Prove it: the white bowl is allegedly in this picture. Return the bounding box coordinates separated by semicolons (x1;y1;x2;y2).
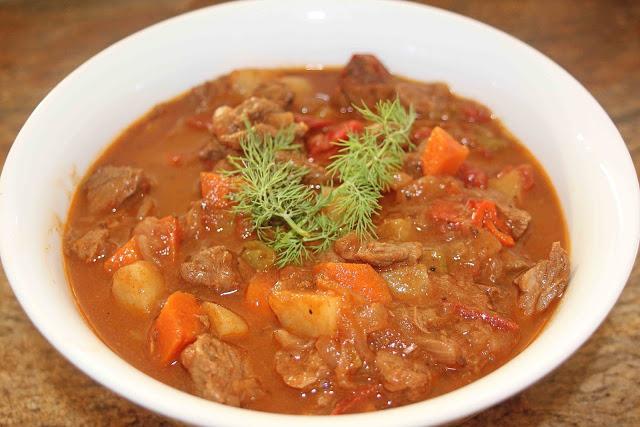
1;0;638;425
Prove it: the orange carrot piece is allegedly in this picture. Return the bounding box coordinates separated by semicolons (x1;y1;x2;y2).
421;126;469;176
104;237;141;273
151;291;205;366
313;263;392;304
244;270;278;315
200;172;231;208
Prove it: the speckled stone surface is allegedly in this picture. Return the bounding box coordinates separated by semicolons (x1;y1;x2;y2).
1;0;639;425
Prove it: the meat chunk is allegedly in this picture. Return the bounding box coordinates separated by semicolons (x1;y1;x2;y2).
67;227;112;262
274;348;331;390
181;246;242;293
85;166;148;213
375;351;430;392
252;80;293;108
515;242;570;315
395;82;452;116
133;216;179;265
496;202;531;238
334;233;423;267
340;54;395;107
180;334;262;406
211;97;307;150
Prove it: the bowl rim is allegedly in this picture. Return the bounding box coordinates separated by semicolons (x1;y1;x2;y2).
1;0;639;426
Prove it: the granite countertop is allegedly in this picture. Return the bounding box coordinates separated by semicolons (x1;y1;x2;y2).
1;0;639;425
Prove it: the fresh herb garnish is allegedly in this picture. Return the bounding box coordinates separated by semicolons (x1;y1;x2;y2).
226;99;415;266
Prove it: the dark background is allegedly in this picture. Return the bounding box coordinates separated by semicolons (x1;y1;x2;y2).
1;1;638;425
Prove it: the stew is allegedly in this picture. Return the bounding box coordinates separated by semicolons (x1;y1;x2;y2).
64;54;570;414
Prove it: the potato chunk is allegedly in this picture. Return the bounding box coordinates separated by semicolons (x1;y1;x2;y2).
381;264;429;302
268;290;341;338
201;302;249;339
112;260;165;314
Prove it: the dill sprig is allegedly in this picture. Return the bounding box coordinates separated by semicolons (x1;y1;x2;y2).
327;99;415;238
224;126;339;266
225;99;414;266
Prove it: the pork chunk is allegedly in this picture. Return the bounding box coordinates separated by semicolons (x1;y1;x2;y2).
252;80;294;108
67;227;112;262
181;334;262;406
275;348;331;390
515;242;570;315
396;82;452;116
375;351;430;392
211;97;307;150
334;233;423;267
85;166;148;213
181;246;242;293
340;54;395;107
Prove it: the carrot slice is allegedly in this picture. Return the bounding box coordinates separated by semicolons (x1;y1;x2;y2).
244;270;278;315
467;199;515;247
200;172;231;208
104;237;140;273
151;291;205;365
313;262;392;304
421;126;469;176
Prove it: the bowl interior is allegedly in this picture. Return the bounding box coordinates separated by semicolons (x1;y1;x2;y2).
1;1;638;426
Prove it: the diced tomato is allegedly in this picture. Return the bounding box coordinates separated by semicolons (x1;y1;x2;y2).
294;113;335;131
457;163;488;189
461;101;492;123
306;120;365;158
467;199;515;247
200;172;231;209
186;112;212;131
234;214;256;240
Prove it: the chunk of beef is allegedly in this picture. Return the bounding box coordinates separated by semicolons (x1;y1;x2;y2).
396;82;452;117
515;242;570;315
375;351;430;392
334;233;423;267
181;334;262;406
275;150;331;186
252;80;293;108
180;246;242;293
85;166;148;213
197;138;230;163
67;227;112;262
178;201;204;240
211;97;307;150
496;202;531;238
274;348;331;390
340;54;395;107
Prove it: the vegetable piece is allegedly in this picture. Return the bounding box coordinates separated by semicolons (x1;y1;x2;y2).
104;237;141;273
157;215;181;262
244;271;277;315
241;240;276;271
278;76;313;99
200;172;231;208
468;200;515;247
306;120;364;157
314;262;392;304
457;163;488;189
489;164;535;203
381;264;429;301
112;260;165;314
151;291;205;365
421;126;469;176
268;290;341;338
376;218;415;242
201;302;249;339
